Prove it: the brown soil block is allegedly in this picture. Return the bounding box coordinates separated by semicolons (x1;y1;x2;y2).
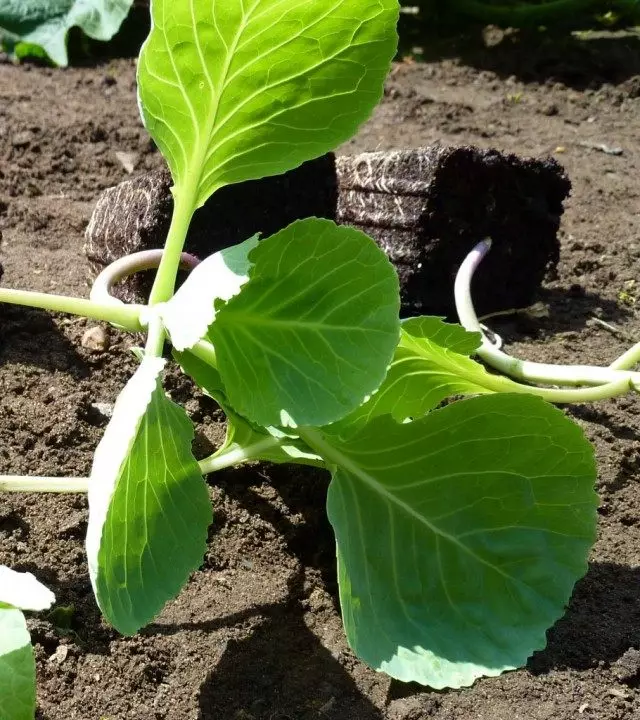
85;146;569;317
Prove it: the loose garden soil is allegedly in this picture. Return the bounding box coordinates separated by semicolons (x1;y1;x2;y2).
1;26;640;720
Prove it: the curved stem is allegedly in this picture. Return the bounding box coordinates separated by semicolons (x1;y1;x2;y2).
609;341;640;371
454;240;640;398
198;437;281;475
190;339;218;368
90;249;200;306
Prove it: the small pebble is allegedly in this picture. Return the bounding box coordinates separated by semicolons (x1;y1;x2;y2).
47;644;68;665
90;402;114;419
81;326;110;353
115;150;139;174
11;130;33;147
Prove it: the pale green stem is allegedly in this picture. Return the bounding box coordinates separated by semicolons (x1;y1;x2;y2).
198;437;281;475
190;339;218;368
609;341;640;371
144;314;166;358
0;476;89;493
148;189;197;306
0;288;143;331
0;437;282;494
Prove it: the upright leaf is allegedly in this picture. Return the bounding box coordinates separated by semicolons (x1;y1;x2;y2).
137;0;399;206
86;357;211;635
304;394;597;688
208;218;400;428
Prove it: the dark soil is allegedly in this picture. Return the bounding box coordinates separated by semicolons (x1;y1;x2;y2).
1;27;640;720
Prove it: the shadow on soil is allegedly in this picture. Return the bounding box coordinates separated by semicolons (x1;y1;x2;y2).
196;568;384;720
530;562;640;674
490;286;631;339
400;16;640;91
0;306;90;376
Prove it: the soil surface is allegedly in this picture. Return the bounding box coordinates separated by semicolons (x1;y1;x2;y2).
1;26;640;720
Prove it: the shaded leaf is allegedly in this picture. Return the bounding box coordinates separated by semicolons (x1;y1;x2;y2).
0;608;36;720
305;393;597;687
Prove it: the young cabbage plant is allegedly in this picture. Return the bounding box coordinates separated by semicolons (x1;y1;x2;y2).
0;567;55;720
0;0;632;700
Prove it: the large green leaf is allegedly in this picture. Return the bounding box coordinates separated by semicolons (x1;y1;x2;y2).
86;357;211;635
162;235;259;352
208;218;400;428
137;0;399;207
0;608;36;720
0;0;134;66
304;393;597;688
175;349;324;467
329;316;531;436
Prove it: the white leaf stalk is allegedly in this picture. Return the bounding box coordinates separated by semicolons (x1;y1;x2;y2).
454;239;640;399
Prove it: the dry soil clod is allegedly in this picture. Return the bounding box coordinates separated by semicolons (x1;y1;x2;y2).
84;145;570;318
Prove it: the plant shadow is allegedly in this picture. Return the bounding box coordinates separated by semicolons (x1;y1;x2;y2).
196;567;384;720
0;305;91;377
487;286;632;340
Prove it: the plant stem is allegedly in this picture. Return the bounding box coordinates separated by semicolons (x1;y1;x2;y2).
454;239;640;399
198;437;281;475
148;189;197;306
190;339;218;368
0;437;281;495
609;341;640;371
0;288;143;331
0;476;89;493
144;314;166;358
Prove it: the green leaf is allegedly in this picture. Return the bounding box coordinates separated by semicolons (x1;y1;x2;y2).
162;235;259;352
0;567;55;612
0;0;134;66
175;349;324;468
0;608;36;720
305;393;597;688
330;316;530;436
86;356;211;635
137;0;399;207
208;218;400;428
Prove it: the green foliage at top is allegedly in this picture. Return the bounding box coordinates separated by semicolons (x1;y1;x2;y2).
0;0;134;66
137;0;399;208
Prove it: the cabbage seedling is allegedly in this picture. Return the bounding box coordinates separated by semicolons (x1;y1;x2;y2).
0;0;629;713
